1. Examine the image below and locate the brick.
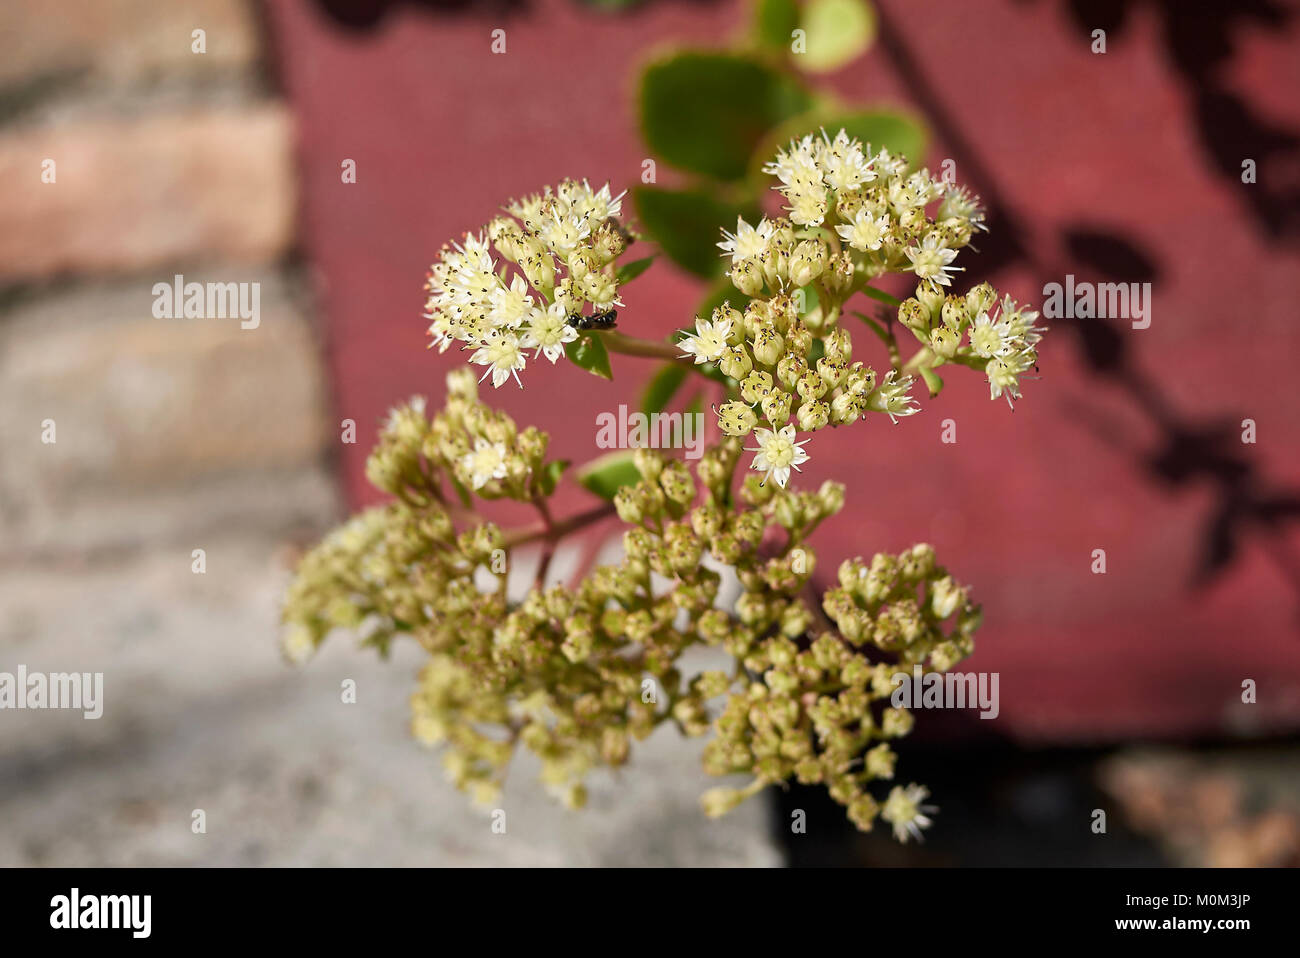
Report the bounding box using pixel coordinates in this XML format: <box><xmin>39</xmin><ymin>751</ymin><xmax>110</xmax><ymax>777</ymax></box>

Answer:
<box><xmin>0</xmin><ymin>0</ymin><xmax>259</xmax><ymax>90</ymax></box>
<box><xmin>0</xmin><ymin>274</ymin><xmax>334</xmax><ymax>557</ymax></box>
<box><xmin>0</xmin><ymin>105</ymin><xmax>294</xmax><ymax>282</ymax></box>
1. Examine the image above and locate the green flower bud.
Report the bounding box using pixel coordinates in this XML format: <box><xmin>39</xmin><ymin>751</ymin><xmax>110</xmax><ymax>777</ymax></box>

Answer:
<box><xmin>730</xmin><ymin>258</ymin><xmax>765</xmax><ymax>296</ymax></box>
<box><xmin>965</xmin><ymin>281</ymin><xmax>996</xmax><ymax>316</ymax></box>
<box><xmin>796</xmin><ymin>399</ymin><xmax>830</xmax><ymax>431</ymax></box>
<box><xmin>751</xmin><ymin>323</ymin><xmax>784</xmax><ymax>367</ymax></box>
<box><xmin>929</xmin><ymin>325</ymin><xmax>960</xmax><ymax>359</ymax></box>
<box><xmin>740</xmin><ymin>370</ymin><xmax>775</xmax><ymax>404</ymax></box>
<box><xmin>717</xmin><ymin>400</ymin><xmax>758</xmax><ymax>437</ymax></box>
<box><xmin>777</xmin><ymin>353</ymin><xmax>809</xmax><ymax>390</ymax></box>
<box><xmin>718</xmin><ymin>344</ymin><xmax>754</xmax><ymax>380</ymax></box>
<box><xmin>788</xmin><ymin>239</ymin><xmax>828</xmax><ymax>287</ymax></box>
<box><xmin>761</xmin><ymin>391</ymin><xmax>792</xmax><ymax>426</ymax></box>
<box><xmin>941</xmin><ymin>295</ymin><xmax>969</xmax><ymax>332</ymax></box>
<box><xmin>898</xmin><ymin>298</ymin><xmax>929</xmax><ymax>332</ymax></box>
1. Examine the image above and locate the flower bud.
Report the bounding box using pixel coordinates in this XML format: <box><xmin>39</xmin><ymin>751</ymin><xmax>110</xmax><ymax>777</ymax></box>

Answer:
<box><xmin>777</xmin><ymin>352</ymin><xmax>808</xmax><ymax>389</ymax></box>
<box><xmin>897</xmin><ymin>298</ymin><xmax>929</xmax><ymax>332</ymax></box>
<box><xmin>717</xmin><ymin>400</ymin><xmax>758</xmax><ymax>437</ymax></box>
<box><xmin>729</xmin><ymin>258</ymin><xmax>765</xmax><ymax>296</ymax></box>
<box><xmin>795</xmin><ymin>370</ymin><xmax>827</xmax><ymax>402</ymax></box>
<box><xmin>739</xmin><ymin>370</ymin><xmax>775</xmax><ymax>404</ymax></box>
<box><xmin>965</xmin><ymin>281</ymin><xmax>996</xmax><ymax>316</ymax></box>
<box><xmin>718</xmin><ymin>344</ymin><xmax>754</xmax><ymax>380</ymax></box>
<box><xmin>761</xmin><ymin>391</ymin><xmax>792</xmax><ymax>426</ymax></box>
<box><xmin>941</xmin><ymin>295</ymin><xmax>969</xmax><ymax>332</ymax></box>
<box><xmin>817</xmin><ymin>479</ymin><xmax>846</xmax><ymax>515</ymax></box>
<box><xmin>785</xmin><ymin>320</ymin><xmax>813</xmax><ymax>357</ymax></box>
<box><xmin>930</xmin><ymin>575</ymin><xmax>966</xmax><ymax>619</ymax></box>
<box><xmin>929</xmin><ymin>325</ymin><xmax>960</xmax><ymax>359</ymax></box>
<box><xmin>759</xmin><ymin>246</ymin><xmax>788</xmax><ymax>288</ymax></box>
<box><xmin>591</xmin><ymin>222</ymin><xmax>626</xmax><ymax>262</ymax></box>
<box><xmin>750</xmin><ymin>323</ymin><xmax>784</xmax><ymax>367</ymax></box>
<box><xmin>915</xmin><ymin>282</ymin><xmax>944</xmax><ymax>320</ymax></box>
<box><xmin>788</xmin><ymin>239</ymin><xmax>828</xmax><ymax>288</ymax></box>
<box><xmin>827</xmin><ymin>250</ymin><xmax>855</xmax><ymax>296</ymax></box>
<box><xmin>581</xmin><ymin>270</ymin><xmax>617</xmax><ymax>308</ymax></box>
<box><xmin>567</xmin><ymin>247</ymin><xmax>599</xmax><ymax>282</ymax></box>
<box><xmin>713</xmin><ymin>304</ymin><xmax>745</xmax><ymax>345</ymax></box>
<box><xmin>796</xmin><ymin>399</ymin><xmax>830</xmax><ymax>431</ymax></box>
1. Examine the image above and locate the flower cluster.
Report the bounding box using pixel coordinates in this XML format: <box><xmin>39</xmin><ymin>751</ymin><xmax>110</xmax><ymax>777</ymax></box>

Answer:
<box><xmin>680</xmin><ymin>129</ymin><xmax>1044</xmax><ymax>486</ymax></box>
<box><xmin>424</xmin><ymin>180</ymin><xmax>628</xmax><ymax>387</ymax></box>
<box><xmin>896</xmin><ymin>282</ymin><xmax>1046</xmax><ymax>407</ymax></box>
<box><xmin>284</xmin><ymin>374</ymin><xmax>979</xmax><ymax>836</ymax></box>
<box><xmin>284</xmin><ymin>132</ymin><xmax>1046</xmax><ymax>841</ymax></box>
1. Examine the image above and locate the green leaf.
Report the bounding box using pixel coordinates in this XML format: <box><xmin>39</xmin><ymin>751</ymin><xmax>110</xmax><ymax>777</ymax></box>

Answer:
<box><xmin>576</xmin><ymin>452</ymin><xmax>642</xmax><ymax>500</ymax></box>
<box><xmin>642</xmin><ymin>362</ymin><xmax>689</xmax><ymax>417</ymax></box>
<box><xmin>799</xmin><ymin>0</ymin><xmax>876</xmax><ymax>73</ymax></box>
<box><xmin>639</xmin><ymin>52</ymin><xmax>814</xmax><ymax>181</ymax></box>
<box><xmin>918</xmin><ymin>365</ymin><xmax>944</xmax><ymax>398</ymax></box>
<box><xmin>615</xmin><ymin>255</ymin><xmax>656</xmax><ymax>284</ymax></box>
<box><xmin>565</xmin><ymin>332</ymin><xmax>613</xmax><ymax>380</ymax></box>
<box><xmin>752</xmin><ymin>108</ymin><xmax>928</xmax><ymax>178</ymax></box>
<box><xmin>861</xmin><ymin>285</ymin><xmax>902</xmax><ymax>308</ymax></box>
<box><xmin>633</xmin><ymin>186</ymin><xmax>759</xmax><ymax>279</ymax></box>
<box><xmin>754</xmin><ymin>0</ymin><xmax>800</xmax><ymax>51</ymax></box>
<box><xmin>539</xmin><ymin>460</ymin><xmax>570</xmax><ymax>497</ymax></box>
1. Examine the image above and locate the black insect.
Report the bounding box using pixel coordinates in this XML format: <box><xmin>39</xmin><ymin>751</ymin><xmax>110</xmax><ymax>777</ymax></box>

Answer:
<box><xmin>566</xmin><ymin>309</ymin><xmax>618</xmax><ymax>331</ymax></box>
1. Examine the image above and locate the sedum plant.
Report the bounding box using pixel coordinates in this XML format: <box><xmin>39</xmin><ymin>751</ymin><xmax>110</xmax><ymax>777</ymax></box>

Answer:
<box><xmin>283</xmin><ymin>130</ymin><xmax>1046</xmax><ymax>841</ymax></box>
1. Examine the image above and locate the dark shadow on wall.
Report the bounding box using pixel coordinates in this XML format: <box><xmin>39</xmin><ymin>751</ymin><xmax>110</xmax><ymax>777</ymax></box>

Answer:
<box><xmin>1055</xmin><ymin>0</ymin><xmax>1300</xmax><ymax>242</ymax></box>
<box><xmin>874</xmin><ymin>0</ymin><xmax>1300</xmax><ymax>608</ymax></box>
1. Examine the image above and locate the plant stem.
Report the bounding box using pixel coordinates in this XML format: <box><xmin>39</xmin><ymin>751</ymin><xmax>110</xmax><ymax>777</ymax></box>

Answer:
<box><xmin>599</xmin><ymin>330</ymin><xmax>690</xmax><ymax>364</ymax></box>
<box><xmin>902</xmin><ymin>346</ymin><xmax>934</xmax><ymax>373</ymax></box>
<box><xmin>503</xmin><ymin>501</ymin><xmax>617</xmax><ymax>550</ymax></box>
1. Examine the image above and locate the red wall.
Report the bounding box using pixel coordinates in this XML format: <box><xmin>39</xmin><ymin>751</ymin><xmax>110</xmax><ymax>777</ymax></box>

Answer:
<box><xmin>264</xmin><ymin>0</ymin><xmax>1300</xmax><ymax>740</ymax></box>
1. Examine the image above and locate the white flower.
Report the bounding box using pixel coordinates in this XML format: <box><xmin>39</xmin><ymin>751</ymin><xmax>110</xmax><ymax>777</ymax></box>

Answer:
<box><xmin>867</xmin><ymin>370</ymin><xmax>920</xmax><ymax>423</ymax></box>
<box><xmin>881</xmin><ymin>783</ymin><xmax>936</xmax><ymax>843</ymax></box>
<box><xmin>904</xmin><ymin>233</ymin><xmax>961</xmax><ymax>286</ymax></box>
<box><xmin>557</xmin><ymin>179</ymin><xmax>624</xmax><ymax>226</ymax></box>
<box><xmin>818</xmin><ymin>129</ymin><xmax>875</xmax><ymax>192</ymax></box>
<box><xmin>873</xmin><ymin>147</ymin><xmax>909</xmax><ymax>178</ymax></box>
<box><xmin>460</xmin><ymin>438</ymin><xmax>508</xmax><ymax>489</ymax></box>
<box><xmin>747</xmin><ymin>424</ymin><xmax>811</xmax><ymax>488</ymax></box>
<box><xmin>968</xmin><ymin>310</ymin><xmax>1016</xmax><ymax>359</ymax></box>
<box><xmin>488</xmin><ymin>274</ymin><xmax>534</xmax><ymax>329</ymax></box>
<box><xmin>678</xmin><ymin>315</ymin><xmax>732</xmax><ymax>365</ymax></box>
<box><xmin>539</xmin><ymin>211</ymin><xmax>590</xmax><ymax>257</ymax></box>
<box><xmin>763</xmin><ymin>135</ymin><xmax>821</xmax><ymax>187</ymax></box>
<box><xmin>986</xmin><ymin>348</ymin><xmax>1036</xmax><ymax>408</ymax></box>
<box><xmin>718</xmin><ymin>217</ymin><xmax>774</xmax><ymax>263</ymax></box>
<box><xmin>835</xmin><ymin>208</ymin><xmax>891</xmax><ymax>252</ymax></box>
<box><xmin>785</xmin><ymin>182</ymin><xmax>829</xmax><ymax>227</ymax></box>
<box><xmin>469</xmin><ymin>328</ymin><xmax>526</xmax><ymax>388</ymax></box>
<box><xmin>938</xmin><ymin>184</ymin><xmax>987</xmax><ymax>232</ymax></box>
<box><xmin>998</xmin><ymin>296</ymin><xmax>1046</xmax><ymax>348</ymax></box>
<box><xmin>520</xmin><ymin>303</ymin><xmax>578</xmax><ymax>363</ymax></box>
<box><xmin>764</xmin><ymin>135</ymin><xmax>830</xmax><ymax>226</ymax></box>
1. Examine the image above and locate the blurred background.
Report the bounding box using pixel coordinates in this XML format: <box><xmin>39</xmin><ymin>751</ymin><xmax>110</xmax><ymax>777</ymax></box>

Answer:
<box><xmin>1</xmin><ymin>0</ymin><xmax>1298</xmax><ymax>866</ymax></box>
